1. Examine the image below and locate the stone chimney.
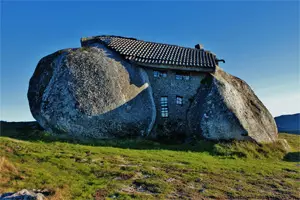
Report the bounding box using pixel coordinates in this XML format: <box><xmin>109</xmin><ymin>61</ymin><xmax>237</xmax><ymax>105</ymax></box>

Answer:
<box><xmin>195</xmin><ymin>44</ymin><xmax>204</xmax><ymax>50</ymax></box>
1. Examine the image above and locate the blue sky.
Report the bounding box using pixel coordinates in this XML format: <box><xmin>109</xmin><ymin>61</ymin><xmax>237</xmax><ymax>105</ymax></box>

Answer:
<box><xmin>1</xmin><ymin>1</ymin><xmax>299</xmax><ymax>121</ymax></box>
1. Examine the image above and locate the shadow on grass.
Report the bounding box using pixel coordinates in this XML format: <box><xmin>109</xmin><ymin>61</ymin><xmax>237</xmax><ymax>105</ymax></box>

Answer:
<box><xmin>0</xmin><ymin>121</ymin><xmax>217</xmax><ymax>153</ymax></box>
<box><xmin>283</xmin><ymin>152</ymin><xmax>300</xmax><ymax>162</ymax></box>
<box><xmin>0</xmin><ymin>121</ymin><xmax>293</xmax><ymax>160</ymax></box>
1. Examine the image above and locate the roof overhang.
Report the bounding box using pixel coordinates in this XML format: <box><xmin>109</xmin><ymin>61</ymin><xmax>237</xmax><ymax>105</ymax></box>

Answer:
<box><xmin>132</xmin><ymin>62</ymin><xmax>215</xmax><ymax>73</ymax></box>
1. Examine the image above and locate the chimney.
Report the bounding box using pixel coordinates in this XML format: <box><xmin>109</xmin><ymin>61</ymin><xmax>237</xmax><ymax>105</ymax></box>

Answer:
<box><xmin>195</xmin><ymin>44</ymin><xmax>204</xmax><ymax>50</ymax></box>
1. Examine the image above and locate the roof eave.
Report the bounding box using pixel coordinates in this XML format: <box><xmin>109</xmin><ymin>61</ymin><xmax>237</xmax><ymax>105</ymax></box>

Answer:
<box><xmin>132</xmin><ymin>62</ymin><xmax>215</xmax><ymax>73</ymax></box>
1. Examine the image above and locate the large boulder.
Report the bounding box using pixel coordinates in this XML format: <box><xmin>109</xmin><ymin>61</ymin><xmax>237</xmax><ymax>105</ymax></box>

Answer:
<box><xmin>27</xmin><ymin>45</ymin><xmax>156</xmax><ymax>139</ymax></box>
<box><xmin>187</xmin><ymin>67</ymin><xmax>278</xmax><ymax>143</ymax></box>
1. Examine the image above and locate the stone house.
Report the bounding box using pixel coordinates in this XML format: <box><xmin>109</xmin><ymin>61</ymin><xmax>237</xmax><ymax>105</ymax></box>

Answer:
<box><xmin>81</xmin><ymin>35</ymin><xmax>225</xmax><ymax>137</ymax></box>
<box><xmin>28</xmin><ymin>34</ymin><xmax>277</xmax><ymax>142</ymax></box>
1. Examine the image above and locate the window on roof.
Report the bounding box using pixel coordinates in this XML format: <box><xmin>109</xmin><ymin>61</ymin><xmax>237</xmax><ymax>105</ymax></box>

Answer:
<box><xmin>160</xmin><ymin>96</ymin><xmax>168</xmax><ymax>118</ymax></box>
<box><xmin>154</xmin><ymin>70</ymin><xmax>167</xmax><ymax>78</ymax></box>
<box><xmin>175</xmin><ymin>72</ymin><xmax>190</xmax><ymax>80</ymax></box>
<box><xmin>176</xmin><ymin>96</ymin><xmax>183</xmax><ymax>105</ymax></box>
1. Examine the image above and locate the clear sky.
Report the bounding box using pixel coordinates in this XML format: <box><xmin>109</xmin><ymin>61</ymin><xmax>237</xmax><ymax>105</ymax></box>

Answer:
<box><xmin>1</xmin><ymin>1</ymin><xmax>299</xmax><ymax>121</ymax></box>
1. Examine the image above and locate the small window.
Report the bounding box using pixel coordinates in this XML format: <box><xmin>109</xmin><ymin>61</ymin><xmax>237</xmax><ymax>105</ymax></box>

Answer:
<box><xmin>175</xmin><ymin>72</ymin><xmax>190</xmax><ymax>80</ymax></box>
<box><xmin>160</xmin><ymin>96</ymin><xmax>168</xmax><ymax>107</ymax></box>
<box><xmin>154</xmin><ymin>70</ymin><xmax>167</xmax><ymax>78</ymax></box>
<box><xmin>176</xmin><ymin>96</ymin><xmax>183</xmax><ymax>105</ymax></box>
<box><xmin>161</xmin><ymin>72</ymin><xmax>167</xmax><ymax>77</ymax></box>
<box><xmin>175</xmin><ymin>74</ymin><xmax>183</xmax><ymax>80</ymax></box>
<box><xmin>160</xmin><ymin>96</ymin><xmax>168</xmax><ymax>118</ymax></box>
<box><xmin>161</xmin><ymin>107</ymin><xmax>169</xmax><ymax>118</ymax></box>
<box><xmin>183</xmin><ymin>75</ymin><xmax>190</xmax><ymax>80</ymax></box>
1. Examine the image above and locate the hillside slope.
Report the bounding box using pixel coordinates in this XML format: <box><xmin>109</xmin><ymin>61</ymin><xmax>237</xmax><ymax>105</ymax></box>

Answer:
<box><xmin>0</xmin><ymin>122</ymin><xmax>299</xmax><ymax>199</ymax></box>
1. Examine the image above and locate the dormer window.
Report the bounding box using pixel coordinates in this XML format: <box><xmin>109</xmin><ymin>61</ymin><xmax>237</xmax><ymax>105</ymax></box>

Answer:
<box><xmin>154</xmin><ymin>70</ymin><xmax>167</xmax><ymax>78</ymax></box>
<box><xmin>175</xmin><ymin>72</ymin><xmax>190</xmax><ymax>80</ymax></box>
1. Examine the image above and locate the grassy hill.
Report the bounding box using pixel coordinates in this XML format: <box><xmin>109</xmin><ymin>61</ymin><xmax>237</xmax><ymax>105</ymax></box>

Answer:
<box><xmin>0</xmin><ymin>122</ymin><xmax>299</xmax><ymax>199</ymax></box>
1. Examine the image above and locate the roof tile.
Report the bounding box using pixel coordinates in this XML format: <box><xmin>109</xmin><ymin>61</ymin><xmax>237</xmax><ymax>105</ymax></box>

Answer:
<box><xmin>82</xmin><ymin>35</ymin><xmax>218</xmax><ymax>69</ymax></box>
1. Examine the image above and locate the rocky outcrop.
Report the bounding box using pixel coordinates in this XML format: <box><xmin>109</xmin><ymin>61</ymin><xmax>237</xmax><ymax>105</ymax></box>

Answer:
<box><xmin>28</xmin><ymin>45</ymin><xmax>156</xmax><ymax>139</ymax></box>
<box><xmin>187</xmin><ymin>67</ymin><xmax>278</xmax><ymax>143</ymax></box>
<box><xmin>0</xmin><ymin>189</ymin><xmax>45</xmax><ymax>200</ymax></box>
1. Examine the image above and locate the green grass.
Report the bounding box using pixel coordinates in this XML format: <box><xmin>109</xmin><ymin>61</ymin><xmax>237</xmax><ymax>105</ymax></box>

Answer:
<box><xmin>0</xmin><ymin>122</ymin><xmax>299</xmax><ymax>199</ymax></box>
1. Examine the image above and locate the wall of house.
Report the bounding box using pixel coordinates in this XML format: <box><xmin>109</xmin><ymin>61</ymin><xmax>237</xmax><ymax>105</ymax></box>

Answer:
<box><xmin>142</xmin><ymin>66</ymin><xmax>208</xmax><ymax>138</ymax></box>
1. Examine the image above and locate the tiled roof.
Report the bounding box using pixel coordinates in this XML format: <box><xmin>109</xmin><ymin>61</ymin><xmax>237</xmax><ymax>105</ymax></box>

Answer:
<box><xmin>81</xmin><ymin>35</ymin><xmax>218</xmax><ymax>69</ymax></box>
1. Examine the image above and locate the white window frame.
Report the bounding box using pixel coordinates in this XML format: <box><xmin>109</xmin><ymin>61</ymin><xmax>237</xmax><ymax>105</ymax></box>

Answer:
<box><xmin>183</xmin><ymin>75</ymin><xmax>190</xmax><ymax>80</ymax></box>
<box><xmin>176</xmin><ymin>96</ymin><xmax>183</xmax><ymax>105</ymax></box>
<box><xmin>160</xmin><ymin>96</ymin><xmax>168</xmax><ymax>107</ymax></box>
<box><xmin>175</xmin><ymin>74</ymin><xmax>183</xmax><ymax>80</ymax></box>
<box><xmin>161</xmin><ymin>107</ymin><xmax>169</xmax><ymax>118</ymax></box>
<box><xmin>160</xmin><ymin>96</ymin><xmax>168</xmax><ymax>118</ymax></box>
<box><xmin>175</xmin><ymin>72</ymin><xmax>190</xmax><ymax>80</ymax></box>
<box><xmin>161</xmin><ymin>72</ymin><xmax>167</xmax><ymax>77</ymax></box>
<box><xmin>154</xmin><ymin>70</ymin><xmax>167</xmax><ymax>78</ymax></box>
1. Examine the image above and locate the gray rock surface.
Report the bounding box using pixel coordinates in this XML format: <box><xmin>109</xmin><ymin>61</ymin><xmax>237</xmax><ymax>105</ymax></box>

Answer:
<box><xmin>0</xmin><ymin>189</ymin><xmax>44</xmax><ymax>200</ymax></box>
<box><xmin>28</xmin><ymin>45</ymin><xmax>156</xmax><ymax>139</ymax></box>
<box><xmin>187</xmin><ymin>67</ymin><xmax>278</xmax><ymax>143</ymax></box>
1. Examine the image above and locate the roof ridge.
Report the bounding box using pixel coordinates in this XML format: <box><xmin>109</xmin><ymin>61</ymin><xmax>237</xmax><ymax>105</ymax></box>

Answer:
<box><xmin>95</xmin><ymin>35</ymin><xmax>205</xmax><ymax>51</ymax></box>
<box><xmin>96</xmin><ymin>35</ymin><xmax>138</xmax><ymax>40</ymax></box>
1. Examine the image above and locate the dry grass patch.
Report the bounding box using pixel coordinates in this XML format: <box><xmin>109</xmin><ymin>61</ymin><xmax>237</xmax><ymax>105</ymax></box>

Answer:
<box><xmin>0</xmin><ymin>156</ymin><xmax>18</xmax><ymax>174</ymax></box>
<box><xmin>0</xmin><ymin>156</ymin><xmax>20</xmax><ymax>193</ymax></box>
<box><xmin>48</xmin><ymin>185</ymin><xmax>71</xmax><ymax>200</ymax></box>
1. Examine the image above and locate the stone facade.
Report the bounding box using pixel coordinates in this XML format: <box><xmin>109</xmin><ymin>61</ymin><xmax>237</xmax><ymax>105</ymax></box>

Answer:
<box><xmin>142</xmin><ymin>67</ymin><xmax>207</xmax><ymax>138</ymax></box>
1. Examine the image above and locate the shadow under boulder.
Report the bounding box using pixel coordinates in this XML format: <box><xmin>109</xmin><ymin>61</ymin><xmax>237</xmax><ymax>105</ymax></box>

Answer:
<box><xmin>283</xmin><ymin>152</ymin><xmax>300</xmax><ymax>162</ymax></box>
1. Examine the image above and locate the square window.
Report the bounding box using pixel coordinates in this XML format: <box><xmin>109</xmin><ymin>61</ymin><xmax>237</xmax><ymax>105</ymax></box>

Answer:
<box><xmin>160</xmin><ymin>96</ymin><xmax>168</xmax><ymax>117</ymax></box>
<box><xmin>161</xmin><ymin>107</ymin><xmax>169</xmax><ymax>118</ymax></box>
<box><xmin>154</xmin><ymin>70</ymin><xmax>167</xmax><ymax>78</ymax></box>
<box><xmin>175</xmin><ymin>74</ymin><xmax>182</xmax><ymax>80</ymax></box>
<box><xmin>176</xmin><ymin>96</ymin><xmax>183</xmax><ymax>105</ymax></box>
<box><xmin>183</xmin><ymin>75</ymin><xmax>190</xmax><ymax>80</ymax></box>
<box><xmin>176</xmin><ymin>72</ymin><xmax>190</xmax><ymax>80</ymax></box>
<box><xmin>160</xmin><ymin>96</ymin><xmax>168</xmax><ymax>107</ymax></box>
